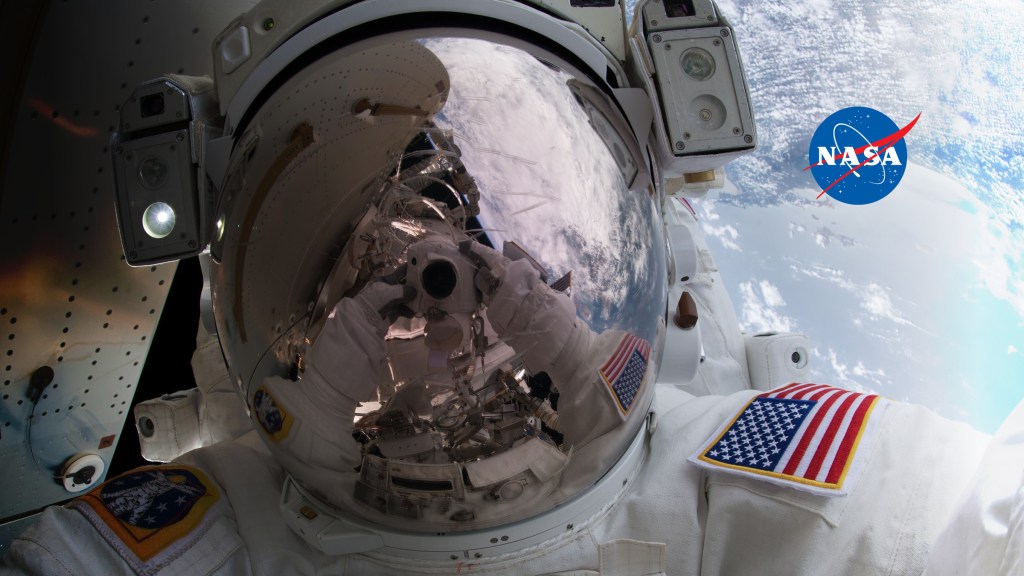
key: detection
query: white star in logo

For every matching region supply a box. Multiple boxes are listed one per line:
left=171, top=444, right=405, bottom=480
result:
left=175, top=496, right=187, bottom=505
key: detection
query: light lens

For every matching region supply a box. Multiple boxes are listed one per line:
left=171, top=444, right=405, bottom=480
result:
left=142, top=202, right=176, bottom=238
left=681, top=48, right=716, bottom=81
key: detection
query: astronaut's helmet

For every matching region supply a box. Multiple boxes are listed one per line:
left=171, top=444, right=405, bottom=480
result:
left=210, top=18, right=667, bottom=538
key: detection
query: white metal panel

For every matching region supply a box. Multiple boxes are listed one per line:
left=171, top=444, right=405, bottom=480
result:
left=0, top=0, right=255, bottom=531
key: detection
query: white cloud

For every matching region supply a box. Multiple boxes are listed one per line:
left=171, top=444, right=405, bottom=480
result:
left=852, top=361, right=889, bottom=388
left=787, top=222, right=806, bottom=239
left=1010, top=345, right=1019, bottom=355
left=860, top=283, right=913, bottom=327
left=790, top=263, right=923, bottom=332
left=816, top=347, right=879, bottom=395
left=738, top=279, right=795, bottom=334
left=974, top=215, right=1024, bottom=320
left=759, top=279, right=786, bottom=308
left=702, top=222, right=741, bottom=251
left=698, top=202, right=741, bottom=251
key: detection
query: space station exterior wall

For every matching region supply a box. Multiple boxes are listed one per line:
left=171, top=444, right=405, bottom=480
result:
left=0, top=0, right=256, bottom=538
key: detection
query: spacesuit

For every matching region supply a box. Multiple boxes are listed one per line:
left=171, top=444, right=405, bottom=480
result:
left=0, top=199, right=999, bottom=575
left=2, top=0, right=1021, bottom=574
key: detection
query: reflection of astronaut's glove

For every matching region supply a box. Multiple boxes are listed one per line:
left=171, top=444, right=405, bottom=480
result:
left=463, top=241, right=543, bottom=333
left=465, top=241, right=627, bottom=447
left=460, top=240, right=508, bottom=303
left=463, top=241, right=587, bottom=375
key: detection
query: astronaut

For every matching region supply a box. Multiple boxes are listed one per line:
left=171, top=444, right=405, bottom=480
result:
left=0, top=193, right=1006, bottom=574
left=2, top=0, right=1022, bottom=574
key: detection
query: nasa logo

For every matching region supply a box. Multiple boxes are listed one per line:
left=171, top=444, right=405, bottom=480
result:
left=806, top=107, right=920, bottom=205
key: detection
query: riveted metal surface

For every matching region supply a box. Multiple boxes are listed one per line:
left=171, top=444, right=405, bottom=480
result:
left=0, top=0, right=256, bottom=527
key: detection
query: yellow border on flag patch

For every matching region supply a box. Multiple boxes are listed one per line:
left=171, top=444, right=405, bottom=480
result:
left=696, top=395, right=881, bottom=490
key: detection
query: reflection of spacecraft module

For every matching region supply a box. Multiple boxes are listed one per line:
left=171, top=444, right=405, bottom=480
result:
left=352, top=365, right=565, bottom=522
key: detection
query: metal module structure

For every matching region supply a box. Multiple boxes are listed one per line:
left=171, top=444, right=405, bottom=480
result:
left=0, top=0, right=258, bottom=552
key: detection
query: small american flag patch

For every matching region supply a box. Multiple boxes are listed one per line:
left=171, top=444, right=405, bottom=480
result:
left=598, top=334, right=650, bottom=417
left=689, top=383, right=887, bottom=496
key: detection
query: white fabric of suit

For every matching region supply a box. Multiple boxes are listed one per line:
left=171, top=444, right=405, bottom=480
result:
left=0, top=202, right=999, bottom=575
left=1, top=386, right=989, bottom=576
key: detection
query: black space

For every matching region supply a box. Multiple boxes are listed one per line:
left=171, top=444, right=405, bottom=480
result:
left=107, top=257, right=202, bottom=477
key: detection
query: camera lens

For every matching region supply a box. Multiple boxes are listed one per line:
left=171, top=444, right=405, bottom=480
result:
left=422, top=260, right=458, bottom=300
left=140, top=93, right=165, bottom=118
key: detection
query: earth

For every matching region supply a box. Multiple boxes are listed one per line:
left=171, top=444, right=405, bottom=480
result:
left=628, top=0, right=1024, bottom=433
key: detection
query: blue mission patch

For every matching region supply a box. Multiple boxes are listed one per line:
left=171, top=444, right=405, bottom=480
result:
left=100, top=468, right=207, bottom=529
left=253, top=386, right=293, bottom=442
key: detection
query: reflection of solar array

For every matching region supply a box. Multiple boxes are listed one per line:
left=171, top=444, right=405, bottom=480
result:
left=550, top=271, right=572, bottom=294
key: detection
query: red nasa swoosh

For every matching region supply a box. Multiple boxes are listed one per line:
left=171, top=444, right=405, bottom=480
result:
left=806, top=112, right=921, bottom=200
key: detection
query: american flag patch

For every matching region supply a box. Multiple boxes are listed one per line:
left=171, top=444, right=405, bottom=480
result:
left=689, top=383, right=887, bottom=496
left=598, top=334, right=651, bottom=418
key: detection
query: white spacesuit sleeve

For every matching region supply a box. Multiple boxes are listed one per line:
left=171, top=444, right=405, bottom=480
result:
left=192, top=324, right=253, bottom=445
left=252, top=282, right=408, bottom=491
left=470, top=244, right=638, bottom=447
left=923, top=398, right=1024, bottom=575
